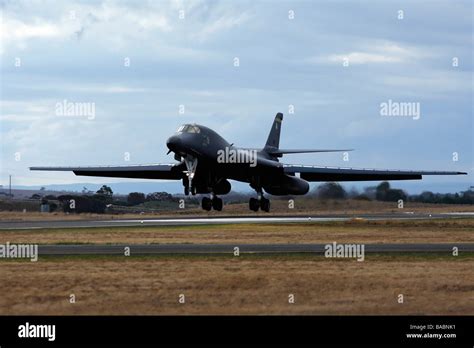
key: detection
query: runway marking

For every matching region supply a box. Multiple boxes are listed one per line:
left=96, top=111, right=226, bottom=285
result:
left=0, top=213, right=471, bottom=230
left=444, top=212, right=474, bottom=215
left=101, top=217, right=349, bottom=224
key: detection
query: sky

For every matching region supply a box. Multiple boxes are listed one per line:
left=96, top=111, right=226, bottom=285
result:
left=0, top=0, right=472, bottom=194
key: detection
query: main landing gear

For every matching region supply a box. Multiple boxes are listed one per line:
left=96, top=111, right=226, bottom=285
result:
left=202, top=195, right=223, bottom=211
left=249, top=193, right=270, bottom=212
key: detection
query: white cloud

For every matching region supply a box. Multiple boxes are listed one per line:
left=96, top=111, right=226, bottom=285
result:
left=328, top=52, right=401, bottom=64
left=309, top=41, right=427, bottom=65
left=0, top=17, right=68, bottom=53
left=0, top=2, right=173, bottom=54
left=194, top=11, right=251, bottom=41
left=1, top=18, right=60, bottom=40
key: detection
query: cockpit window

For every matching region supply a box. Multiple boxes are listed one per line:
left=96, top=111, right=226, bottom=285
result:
left=176, top=124, right=200, bottom=134
left=187, top=125, right=200, bottom=133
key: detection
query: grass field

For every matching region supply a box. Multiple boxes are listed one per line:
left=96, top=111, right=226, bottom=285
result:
left=0, top=254, right=472, bottom=315
left=0, top=215, right=472, bottom=315
left=0, top=218, right=473, bottom=245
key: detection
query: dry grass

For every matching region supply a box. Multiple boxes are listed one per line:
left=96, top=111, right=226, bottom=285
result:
left=0, top=255, right=472, bottom=315
left=1, top=219, right=473, bottom=245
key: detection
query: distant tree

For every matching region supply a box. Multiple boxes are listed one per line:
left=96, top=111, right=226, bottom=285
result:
left=385, top=189, right=407, bottom=202
left=96, top=185, right=113, bottom=197
left=49, top=202, right=58, bottom=212
left=376, top=182, right=390, bottom=201
left=30, top=193, right=42, bottom=200
left=316, top=182, right=347, bottom=200
left=418, top=191, right=435, bottom=203
left=375, top=182, right=407, bottom=202
left=127, top=192, right=146, bottom=205
left=40, top=187, right=46, bottom=191
left=146, top=192, right=173, bottom=201
left=461, top=190, right=474, bottom=204
left=409, top=190, right=474, bottom=205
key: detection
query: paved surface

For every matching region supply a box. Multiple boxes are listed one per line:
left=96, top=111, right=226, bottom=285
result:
left=36, top=243, right=474, bottom=256
left=1, top=212, right=472, bottom=230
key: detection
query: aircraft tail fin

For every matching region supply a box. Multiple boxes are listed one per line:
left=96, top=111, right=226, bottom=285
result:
left=264, top=112, right=283, bottom=150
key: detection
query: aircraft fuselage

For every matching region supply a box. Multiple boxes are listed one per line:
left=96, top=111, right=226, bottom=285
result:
left=166, top=124, right=309, bottom=196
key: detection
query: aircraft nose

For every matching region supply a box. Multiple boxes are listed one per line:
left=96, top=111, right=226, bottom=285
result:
left=166, top=135, right=183, bottom=152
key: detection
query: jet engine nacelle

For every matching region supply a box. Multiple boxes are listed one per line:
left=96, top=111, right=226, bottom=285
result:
left=214, top=179, right=232, bottom=195
left=263, top=175, right=309, bottom=196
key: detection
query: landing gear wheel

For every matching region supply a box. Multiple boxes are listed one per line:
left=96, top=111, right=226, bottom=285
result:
left=202, top=197, right=212, bottom=211
left=249, top=198, right=260, bottom=212
left=212, top=197, right=223, bottom=211
left=260, top=198, right=270, bottom=212
left=184, top=186, right=189, bottom=196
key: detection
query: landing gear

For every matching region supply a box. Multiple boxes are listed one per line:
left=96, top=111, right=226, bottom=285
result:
left=249, top=192, right=271, bottom=212
left=260, top=197, right=270, bottom=212
left=201, top=196, right=223, bottom=211
left=248, top=177, right=270, bottom=212
left=212, top=197, right=223, bottom=211
left=249, top=197, right=259, bottom=212
left=183, top=184, right=196, bottom=196
left=183, top=155, right=198, bottom=196
left=202, top=197, right=212, bottom=211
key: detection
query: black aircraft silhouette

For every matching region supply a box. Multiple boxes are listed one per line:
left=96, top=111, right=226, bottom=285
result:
left=31, top=113, right=466, bottom=212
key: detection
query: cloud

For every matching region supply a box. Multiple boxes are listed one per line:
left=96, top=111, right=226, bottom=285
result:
left=0, top=17, right=66, bottom=53
left=309, top=41, right=427, bottom=65
left=0, top=0, right=471, bottom=188
left=193, top=11, right=252, bottom=41
left=0, top=1, right=173, bottom=54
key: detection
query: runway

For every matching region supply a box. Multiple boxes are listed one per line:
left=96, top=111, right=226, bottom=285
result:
left=37, top=243, right=474, bottom=256
left=1, top=212, right=472, bottom=230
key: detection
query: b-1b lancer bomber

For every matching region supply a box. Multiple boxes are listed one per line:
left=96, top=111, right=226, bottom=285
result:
left=31, top=113, right=466, bottom=212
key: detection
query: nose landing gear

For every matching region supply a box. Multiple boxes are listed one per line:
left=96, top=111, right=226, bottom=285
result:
left=183, top=155, right=198, bottom=196
left=184, top=185, right=196, bottom=196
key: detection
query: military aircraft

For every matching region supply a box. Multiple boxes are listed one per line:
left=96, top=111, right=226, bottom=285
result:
left=31, top=113, right=466, bottom=212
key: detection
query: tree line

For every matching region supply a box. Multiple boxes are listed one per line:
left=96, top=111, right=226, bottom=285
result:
left=311, top=182, right=474, bottom=204
left=32, top=183, right=473, bottom=214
